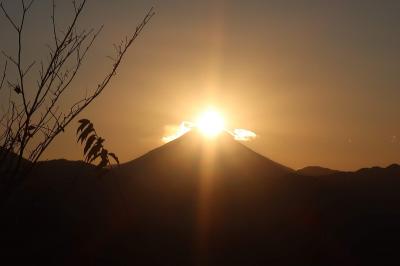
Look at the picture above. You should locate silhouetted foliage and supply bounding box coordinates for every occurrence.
[0,0,154,188]
[76,119,119,169]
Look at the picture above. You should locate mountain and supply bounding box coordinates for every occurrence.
[117,129,293,183]
[297,166,343,176]
[1,131,400,265]
[107,131,315,264]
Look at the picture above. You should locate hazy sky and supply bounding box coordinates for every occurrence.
[1,0,400,170]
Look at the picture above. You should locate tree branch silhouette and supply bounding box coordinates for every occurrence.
[0,0,155,191]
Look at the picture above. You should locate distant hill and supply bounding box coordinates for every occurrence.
[0,150,31,176]
[1,131,400,265]
[297,166,343,176]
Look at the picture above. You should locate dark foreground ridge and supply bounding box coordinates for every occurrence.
[1,131,400,265]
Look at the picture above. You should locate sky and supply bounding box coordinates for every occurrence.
[1,0,400,170]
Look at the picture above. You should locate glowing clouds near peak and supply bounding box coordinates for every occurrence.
[162,121,193,143]
[162,109,257,143]
[230,129,257,141]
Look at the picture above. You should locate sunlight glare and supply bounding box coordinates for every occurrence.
[161,107,256,143]
[196,109,225,138]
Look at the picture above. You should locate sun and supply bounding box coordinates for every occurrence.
[195,109,225,137]
[161,107,256,143]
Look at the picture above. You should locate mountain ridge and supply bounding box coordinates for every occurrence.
[1,131,400,265]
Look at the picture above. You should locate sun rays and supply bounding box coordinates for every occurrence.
[195,109,225,138]
[162,107,257,142]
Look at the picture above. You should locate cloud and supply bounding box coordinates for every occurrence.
[162,121,193,143]
[231,128,257,141]
[162,121,257,143]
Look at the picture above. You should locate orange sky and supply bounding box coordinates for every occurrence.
[1,0,399,170]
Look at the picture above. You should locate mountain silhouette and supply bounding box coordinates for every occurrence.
[117,129,293,181]
[1,131,400,265]
[297,166,343,176]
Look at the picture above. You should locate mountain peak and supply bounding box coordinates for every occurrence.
[170,128,236,145]
[118,129,292,177]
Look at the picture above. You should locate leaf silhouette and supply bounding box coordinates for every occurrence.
[100,148,108,162]
[77,119,90,134]
[109,152,119,164]
[86,146,99,162]
[78,123,93,143]
[77,119,119,169]
[78,119,90,124]
[88,151,101,163]
[84,134,96,155]
[97,158,108,169]
[87,138,104,162]
[76,123,86,135]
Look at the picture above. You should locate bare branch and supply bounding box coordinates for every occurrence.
[51,0,58,47]
[31,0,87,114]
[31,7,155,164]
[0,61,7,91]
[0,2,19,31]
[22,61,35,77]
[1,51,17,66]
[0,0,155,194]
